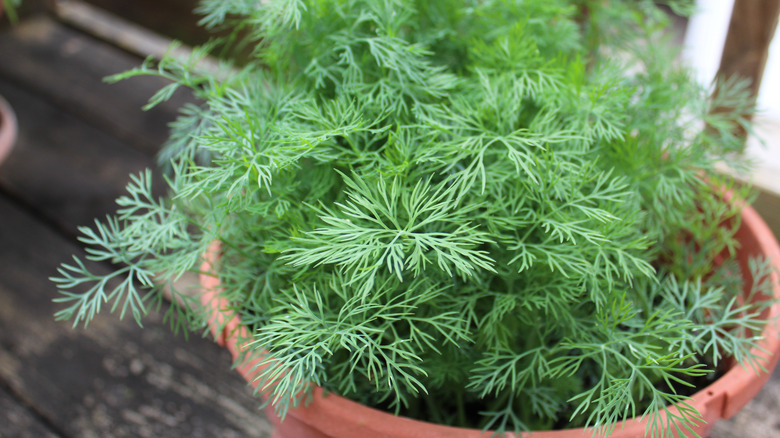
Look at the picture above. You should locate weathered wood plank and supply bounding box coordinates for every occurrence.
[0,384,61,438]
[0,195,273,438]
[717,0,780,97]
[0,78,161,235]
[0,17,269,437]
[75,0,207,46]
[0,17,192,156]
[55,0,227,80]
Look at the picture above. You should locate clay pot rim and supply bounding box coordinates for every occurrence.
[199,203,780,438]
[0,94,18,166]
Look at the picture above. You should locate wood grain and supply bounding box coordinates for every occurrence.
[0,384,61,438]
[0,17,193,156]
[0,17,274,437]
[0,79,159,235]
[0,195,273,438]
[717,0,780,97]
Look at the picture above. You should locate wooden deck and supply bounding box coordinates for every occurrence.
[0,12,779,438]
[0,15,274,438]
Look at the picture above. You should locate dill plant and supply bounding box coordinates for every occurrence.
[52,0,777,436]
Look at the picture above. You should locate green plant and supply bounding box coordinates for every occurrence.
[52,0,776,436]
[0,0,20,23]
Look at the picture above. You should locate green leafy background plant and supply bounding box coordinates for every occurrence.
[0,0,21,23]
[52,0,776,436]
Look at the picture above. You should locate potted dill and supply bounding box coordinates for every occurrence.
[52,0,780,437]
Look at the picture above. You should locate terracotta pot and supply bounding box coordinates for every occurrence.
[199,204,780,438]
[0,94,17,166]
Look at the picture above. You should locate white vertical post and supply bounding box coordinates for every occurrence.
[684,0,780,197]
[757,32,780,120]
[682,0,736,86]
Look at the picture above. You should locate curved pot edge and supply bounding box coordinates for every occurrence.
[199,203,780,438]
[0,94,18,166]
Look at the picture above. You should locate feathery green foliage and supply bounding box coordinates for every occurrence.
[52,0,777,436]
